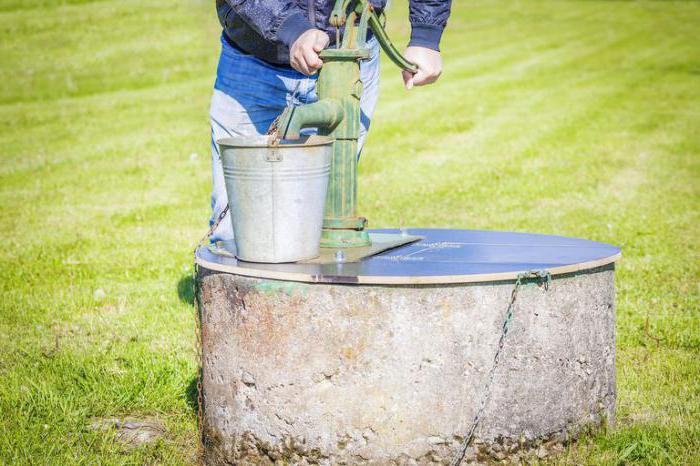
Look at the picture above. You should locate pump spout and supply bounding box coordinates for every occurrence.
[276,99,344,140]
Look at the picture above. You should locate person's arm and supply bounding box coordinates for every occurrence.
[223,0,328,75]
[402,0,453,89]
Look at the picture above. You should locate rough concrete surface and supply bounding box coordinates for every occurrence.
[196,265,616,465]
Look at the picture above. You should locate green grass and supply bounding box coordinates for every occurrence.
[0,0,698,463]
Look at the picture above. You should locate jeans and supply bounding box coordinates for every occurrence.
[208,35,381,242]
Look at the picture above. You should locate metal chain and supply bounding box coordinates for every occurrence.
[267,115,282,139]
[451,270,551,466]
[191,206,232,463]
[266,78,311,139]
[192,260,205,463]
[197,205,229,250]
[191,69,312,458]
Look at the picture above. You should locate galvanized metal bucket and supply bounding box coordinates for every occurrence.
[218,135,333,263]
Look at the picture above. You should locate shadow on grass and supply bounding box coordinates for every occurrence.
[186,376,200,414]
[178,273,195,305]
[181,272,201,416]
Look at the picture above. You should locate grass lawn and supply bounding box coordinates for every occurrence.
[0,0,698,464]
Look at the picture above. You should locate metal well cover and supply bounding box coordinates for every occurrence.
[195,229,621,285]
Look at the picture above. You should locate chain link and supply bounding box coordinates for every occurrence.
[451,270,551,466]
[192,260,205,463]
[192,206,232,463]
[266,78,311,140]
[197,205,229,250]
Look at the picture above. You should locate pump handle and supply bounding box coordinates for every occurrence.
[330,0,418,74]
[368,11,418,74]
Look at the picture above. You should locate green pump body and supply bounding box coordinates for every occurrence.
[274,0,417,248]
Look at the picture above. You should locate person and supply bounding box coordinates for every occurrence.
[209,0,452,242]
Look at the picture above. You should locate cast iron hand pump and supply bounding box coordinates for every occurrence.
[271,0,417,248]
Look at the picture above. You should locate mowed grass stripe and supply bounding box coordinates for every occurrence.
[0,0,215,105]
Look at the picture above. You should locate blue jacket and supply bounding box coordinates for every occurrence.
[216,0,452,66]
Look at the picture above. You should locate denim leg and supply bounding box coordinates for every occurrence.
[358,38,381,155]
[209,40,293,242]
[209,90,267,242]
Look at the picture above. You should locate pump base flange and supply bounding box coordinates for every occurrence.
[214,232,422,265]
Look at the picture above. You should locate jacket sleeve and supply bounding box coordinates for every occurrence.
[223,0,315,47]
[408,0,452,51]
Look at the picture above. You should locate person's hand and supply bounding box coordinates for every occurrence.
[401,46,443,89]
[290,29,330,75]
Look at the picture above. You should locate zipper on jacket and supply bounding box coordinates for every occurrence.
[307,0,316,26]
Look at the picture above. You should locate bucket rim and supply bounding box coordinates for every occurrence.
[217,135,335,149]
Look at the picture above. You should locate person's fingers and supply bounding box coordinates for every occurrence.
[291,55,302,74]
[289,29,329,75]
[293,51,311,75]
[413,69,437,86]
[402,70,414,90]
[312,33,329,52]
[401,46,443,88]
[411,69,430,87]
[302,47,323,74]
[290,56,300,74]
[412,68,440,86]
